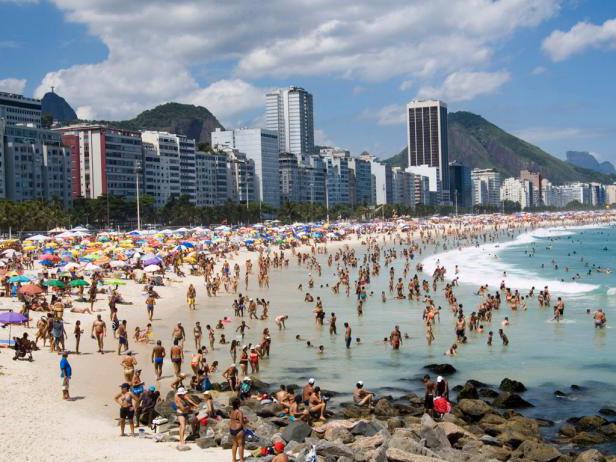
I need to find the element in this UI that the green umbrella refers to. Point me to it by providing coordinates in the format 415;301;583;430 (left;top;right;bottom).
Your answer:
69;279;90;287
43;279;65;288
103;279;126;286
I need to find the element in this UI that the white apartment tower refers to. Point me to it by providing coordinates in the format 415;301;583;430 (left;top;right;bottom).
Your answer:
406;99;450;203
266;86;314;155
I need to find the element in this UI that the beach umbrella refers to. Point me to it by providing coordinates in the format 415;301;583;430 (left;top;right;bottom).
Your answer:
18;284;43;295
43;279;65;288
0;310;28;344
69;279;89;287
103;279;126;286
143;264;160;273
84;263;102;272
109;260;127;268
8;275;30;283
142;257;161;266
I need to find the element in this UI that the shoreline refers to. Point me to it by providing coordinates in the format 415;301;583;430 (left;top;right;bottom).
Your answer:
2;212;616;460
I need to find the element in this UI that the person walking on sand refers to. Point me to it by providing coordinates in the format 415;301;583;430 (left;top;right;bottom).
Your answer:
60;351;72;400
229;398;247;462
145;294;156;321
152;340;166;380
187;284;196;310
73;320;83;354
114;383;137;437
170;339;184;377
117;320;129;355
172;322;186;348
91;314;107;354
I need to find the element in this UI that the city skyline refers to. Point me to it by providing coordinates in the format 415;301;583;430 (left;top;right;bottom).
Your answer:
1;1;615;161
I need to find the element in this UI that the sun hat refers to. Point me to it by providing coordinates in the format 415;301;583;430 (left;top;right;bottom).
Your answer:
437;376;443;383
308;378;315;384
176;387;187;395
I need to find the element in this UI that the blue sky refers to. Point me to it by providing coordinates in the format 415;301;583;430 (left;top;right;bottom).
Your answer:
1;0;615;162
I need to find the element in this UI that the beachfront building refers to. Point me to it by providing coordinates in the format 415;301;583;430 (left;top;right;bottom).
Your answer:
471;168;501;207
266;86;314;155
348;157;373;206
546;183;592;208
195;151;228;207
300;154;327;204
520;169;543;206
141;131;182;207
0;119;72;206
211;128;280;208
605;184;616;205
391;167;416;207
57;125;143;200
361;153;393;206
279;152;302;204
406;99;450;204
406;164;440;205
224;148;256;205
0;92;42;128
320;149;350;207
500;177;533;209
449;162;472;209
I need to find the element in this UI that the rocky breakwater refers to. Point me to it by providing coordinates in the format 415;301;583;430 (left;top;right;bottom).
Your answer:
149;370;615;461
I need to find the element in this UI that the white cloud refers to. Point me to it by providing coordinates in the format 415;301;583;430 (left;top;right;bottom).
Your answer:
369;104;406;126
0;78;27;94
531;66;546;75
314;128;335;146
399;80;413;91
35;0;558;120
417;70;510;102
542;18;616;61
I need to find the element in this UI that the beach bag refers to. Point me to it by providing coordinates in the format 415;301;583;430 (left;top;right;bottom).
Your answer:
433;397;452;414
202;377;212;391
244;428;259;443
305;445;317;462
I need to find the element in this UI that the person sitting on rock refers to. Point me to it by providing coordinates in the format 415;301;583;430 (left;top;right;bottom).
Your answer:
353;381;375;407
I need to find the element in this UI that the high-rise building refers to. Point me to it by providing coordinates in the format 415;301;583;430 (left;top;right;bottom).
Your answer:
360;153;392;206
279;152;302;204
1;120;71;206
471;168;501;207
449;162;472;209
520;170;543;205
320;149;350;207
605;184;616;205
57;125;143;200
141;131;183;207
211;128;280;208
0;92;42;128
266;86;314;155
195;151;228;207
406;99;449;203
348;157;372;206
390;168;416;207
500;177;532;209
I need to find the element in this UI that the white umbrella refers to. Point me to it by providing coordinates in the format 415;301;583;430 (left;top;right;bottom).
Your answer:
84;263;102;272
27;234;50;242
143;264;160;273
62;262;80;270
110;260;127;268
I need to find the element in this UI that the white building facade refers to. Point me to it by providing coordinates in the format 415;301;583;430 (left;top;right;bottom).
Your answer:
266;86;314;155
471;168;502;207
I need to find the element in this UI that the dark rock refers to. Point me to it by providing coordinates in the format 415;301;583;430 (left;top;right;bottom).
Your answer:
248;376;269;391
324;426;354;444
420;414;451;451
575;416;608;432
424;363;457;375
571;384;583;391
195;436;217;449
374;399;398;417
480;434;501;446
574;448;607;462
512;440;562;462
452;385;463;392
457;382;479;400
456;399;492;420
572;432;606;445
314;440;354;459
536;418;555;427
499;378;527;393
479;388;499;398
598;422;616;437
492;392;534;409
554;390;568;398
387;417;405;432
281;421;313;443
467;379;490;388
256;402;285;418
598;407;616;417
351;420;382;437
559;423;577;437
341;403;372;419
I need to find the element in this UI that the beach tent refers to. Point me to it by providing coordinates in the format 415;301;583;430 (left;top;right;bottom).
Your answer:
0;311;28;345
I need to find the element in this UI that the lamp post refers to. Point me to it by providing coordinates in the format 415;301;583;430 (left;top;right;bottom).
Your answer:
135;160;141;230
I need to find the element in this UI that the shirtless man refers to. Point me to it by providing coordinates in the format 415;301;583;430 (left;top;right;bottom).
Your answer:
308;386;327;421
186;284;196;310
91;314;107;354
275;315;288;330
389;325;402;350
423;375;435;416
344;322;352;349
172;322;186;348
593;309;607;328
223;363;239;391
170;339;184;377
151;340;166;380
329;313;337;335
353;381;375;407
145;294;156;321
117;320;129;355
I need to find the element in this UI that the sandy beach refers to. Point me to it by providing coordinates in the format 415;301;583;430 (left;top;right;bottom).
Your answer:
2;212;616;461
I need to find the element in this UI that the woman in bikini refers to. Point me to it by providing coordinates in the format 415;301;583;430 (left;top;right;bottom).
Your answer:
114;383;137;436
229;398;247;462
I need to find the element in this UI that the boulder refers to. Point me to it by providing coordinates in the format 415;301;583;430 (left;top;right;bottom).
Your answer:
424;363;457;375
492;392;534;409
496;430;528;448
572;432;606;445
598;423;616;437
512;440;562;462
480;434;501;446
575;415;608;432
479;388;499;398
349;431;388;451
559;423;577;437
499;378;527;393
554;390;568;398
387;417;406;432
385;448;444;462
314;440;354;459
481;445;512;461
323;426;354;444
457;399;492;419
457;383;479;400
281;421;313;443
420;413;451;451
341;403;373;419
574;449;607;462
437;421;477;445
350;420;382;437
256;402;284;418
598;407;616;417
374;398;398;417
501;415;541;439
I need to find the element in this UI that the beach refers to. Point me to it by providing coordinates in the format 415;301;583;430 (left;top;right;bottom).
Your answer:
2;212;616;461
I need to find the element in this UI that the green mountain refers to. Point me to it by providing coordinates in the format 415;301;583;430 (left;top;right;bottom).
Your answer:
384;111;612;185
90;102;224;145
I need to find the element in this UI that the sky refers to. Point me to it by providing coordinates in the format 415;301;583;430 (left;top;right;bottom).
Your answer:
1;0;615;162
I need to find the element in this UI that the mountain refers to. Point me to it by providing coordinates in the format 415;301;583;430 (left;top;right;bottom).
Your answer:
107;102;224;145
41;91;77;124
566;151;615;175
384;111;612;185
